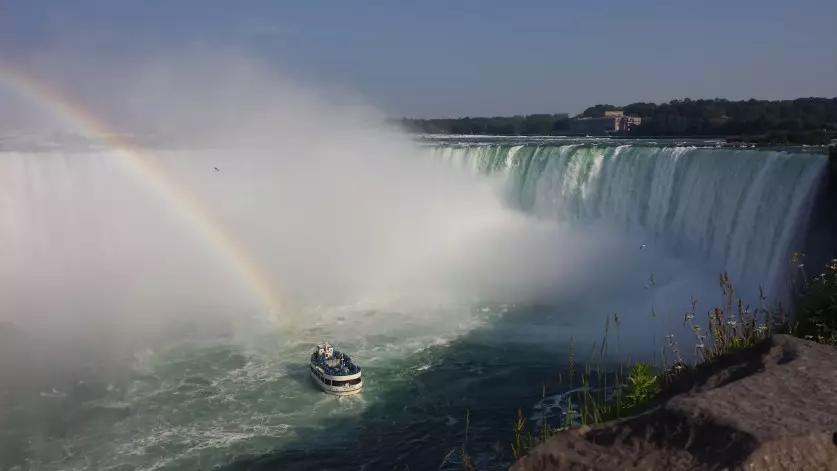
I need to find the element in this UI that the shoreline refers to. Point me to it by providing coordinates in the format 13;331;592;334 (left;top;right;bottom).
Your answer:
412;133;835;151
496;258;837;470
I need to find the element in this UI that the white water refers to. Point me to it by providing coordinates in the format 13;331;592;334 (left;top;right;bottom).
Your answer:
431;143;828;303
0;143;637;344
1;52;830;470
2;141;825;350
1;138;827;471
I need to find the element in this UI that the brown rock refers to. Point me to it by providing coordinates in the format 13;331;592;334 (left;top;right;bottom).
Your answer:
509;335;837;471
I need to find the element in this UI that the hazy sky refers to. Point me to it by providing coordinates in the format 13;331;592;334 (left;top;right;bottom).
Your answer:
1;0;835;117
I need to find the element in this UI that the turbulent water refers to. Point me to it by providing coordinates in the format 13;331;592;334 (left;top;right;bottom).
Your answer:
0;136;829;471
428;138;827;301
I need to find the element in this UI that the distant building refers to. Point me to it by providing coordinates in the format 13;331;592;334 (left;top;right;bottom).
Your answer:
568;110;642;135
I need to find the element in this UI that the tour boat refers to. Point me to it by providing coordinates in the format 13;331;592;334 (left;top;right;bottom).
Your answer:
309;342;363;396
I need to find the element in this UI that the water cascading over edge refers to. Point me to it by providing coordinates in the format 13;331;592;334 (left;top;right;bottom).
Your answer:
429;143;828;303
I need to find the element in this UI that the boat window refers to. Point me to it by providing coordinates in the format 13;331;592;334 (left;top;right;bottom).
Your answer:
331;378;361;386
311;366;324;380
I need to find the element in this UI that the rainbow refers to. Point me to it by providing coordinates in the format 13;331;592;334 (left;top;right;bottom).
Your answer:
0;64;284;319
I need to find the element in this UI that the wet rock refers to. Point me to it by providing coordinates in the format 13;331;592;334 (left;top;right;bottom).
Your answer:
509;335;837;471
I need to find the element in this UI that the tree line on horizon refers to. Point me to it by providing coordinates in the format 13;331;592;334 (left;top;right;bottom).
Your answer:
392;97;837;145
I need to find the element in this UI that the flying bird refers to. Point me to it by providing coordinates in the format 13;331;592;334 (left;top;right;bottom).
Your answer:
214;167;220;171
640;244;646;249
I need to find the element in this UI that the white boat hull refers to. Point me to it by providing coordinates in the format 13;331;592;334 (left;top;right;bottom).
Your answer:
309;369;363;396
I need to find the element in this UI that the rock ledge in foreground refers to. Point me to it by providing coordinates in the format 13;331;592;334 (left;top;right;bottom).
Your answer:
509;335;837;471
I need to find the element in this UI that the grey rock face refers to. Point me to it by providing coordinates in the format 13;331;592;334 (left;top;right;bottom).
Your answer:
509;335;837;471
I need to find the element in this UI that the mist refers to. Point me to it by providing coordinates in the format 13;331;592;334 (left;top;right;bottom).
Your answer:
0;50;754;471
0;48;732;371
0;51;609;339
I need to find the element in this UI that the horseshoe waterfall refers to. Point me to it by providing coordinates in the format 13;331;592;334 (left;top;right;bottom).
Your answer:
430;141;829;303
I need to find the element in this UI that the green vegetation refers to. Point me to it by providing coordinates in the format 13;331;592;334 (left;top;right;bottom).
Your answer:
444;148;837;469
392;113;571;136
725;129;832;146
791;253;837;346
395;97;837;145
618;98;837;139
444;253;837;467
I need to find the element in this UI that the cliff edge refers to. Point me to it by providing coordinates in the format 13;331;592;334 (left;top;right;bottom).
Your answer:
509;335;837;471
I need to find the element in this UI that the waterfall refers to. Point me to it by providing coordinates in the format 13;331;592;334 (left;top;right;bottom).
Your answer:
430;143;828;299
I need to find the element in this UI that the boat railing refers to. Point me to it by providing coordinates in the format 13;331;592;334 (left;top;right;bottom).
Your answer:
310;349;361;377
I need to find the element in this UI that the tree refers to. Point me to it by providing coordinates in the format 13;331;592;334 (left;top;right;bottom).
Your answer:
393;97;837;144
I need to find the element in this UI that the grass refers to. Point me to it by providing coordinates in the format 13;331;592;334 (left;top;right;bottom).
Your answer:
504;272;782;460
789;253;837;346
443;253;837;468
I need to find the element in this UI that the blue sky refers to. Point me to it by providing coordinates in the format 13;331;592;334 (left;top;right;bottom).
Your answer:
1;0;835;117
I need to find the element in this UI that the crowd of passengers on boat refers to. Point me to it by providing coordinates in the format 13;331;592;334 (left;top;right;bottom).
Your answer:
310;350;361;377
